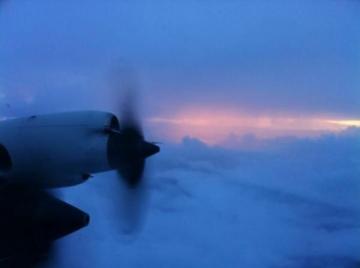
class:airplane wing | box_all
[0,184,89,267]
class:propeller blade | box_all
[116,169,149,234]
[117,158,145,188]
[120,90,143,138]
[107,69,160,234]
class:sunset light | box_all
[327,120,360,127]
[148,108,358,144]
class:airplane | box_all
[0,102,160,266]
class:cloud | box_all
[49,128,360,268]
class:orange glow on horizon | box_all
[147,108,358,145]
[327,120,360,127]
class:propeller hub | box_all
[107,130,160,174]
[142,142,160,158]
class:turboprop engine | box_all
[0,111,159,188]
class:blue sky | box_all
[1,1,360,267]
[0,0,359,135]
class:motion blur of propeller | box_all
[107,72,160,233]
[108,97,159,188]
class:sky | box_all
[0,1,360,267]
[0,0,360,144]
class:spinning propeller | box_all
[107,75,160,233]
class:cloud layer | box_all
[49,128,360,268]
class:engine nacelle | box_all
[0,111,118,188]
